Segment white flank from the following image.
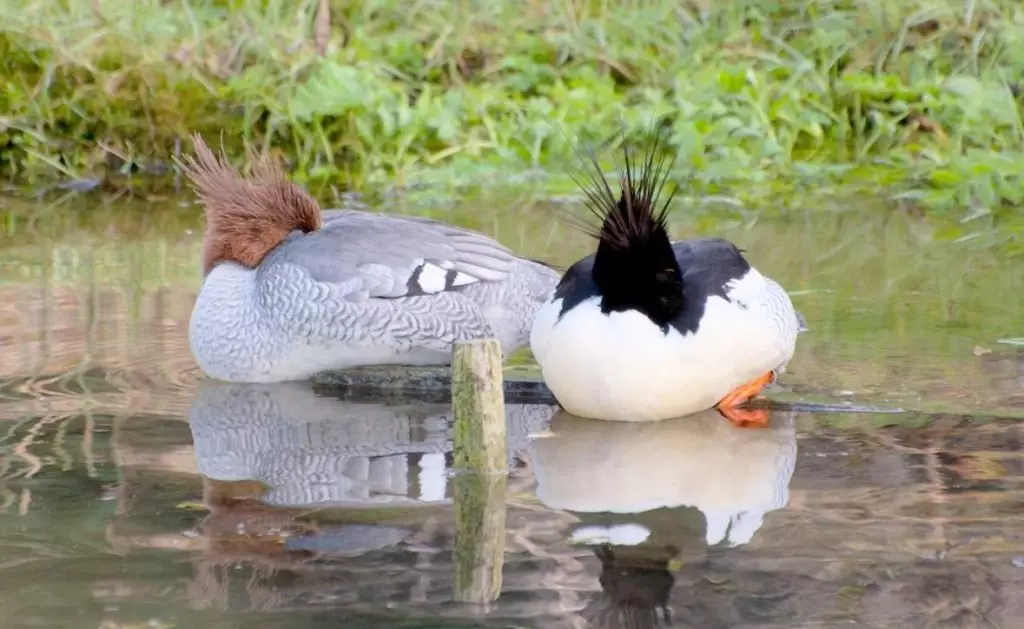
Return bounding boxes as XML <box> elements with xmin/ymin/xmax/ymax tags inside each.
<box><xmin>529</xmin><ymin>268</ymin><xmax>793</xmax><ymax>422</ymax></box>
<box><xmin>451</xmin><ymin>271</ymin><xmax>477</xmax><ymax>286</ymax></box>
<box><xmin>266</xmin><ymin>343</ymin><xmax>449</xmax><ymax>382</ymax></box>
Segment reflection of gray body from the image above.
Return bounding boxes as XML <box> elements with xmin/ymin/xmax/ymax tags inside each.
<box><xmin>188</xmin><ymin>380</ymin><xmax>556</xmax><ymax>507</ymax></box>
<box><xmin>189</xmin><ymin>210</ymin><xmax>559</xmax><ymax>382</ymax></box>
<box><xmin>528</xmin><ymin>409</ymin><xmax>798</xmax><ymax>548</ymax></box>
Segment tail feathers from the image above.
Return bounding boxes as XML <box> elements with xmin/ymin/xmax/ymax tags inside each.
<box><xmin>796</xmin><ymin>311</ymin><xmax>809</xmax><ymax>333</ymax></box>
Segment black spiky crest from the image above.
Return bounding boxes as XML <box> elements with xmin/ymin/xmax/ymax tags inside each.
<box><xmin>570</xmin><ymin>135</ymin><xmax>685</xmax><ymax>328</ymax></box>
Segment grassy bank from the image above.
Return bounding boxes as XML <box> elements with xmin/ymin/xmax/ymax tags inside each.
<box><xmin>2</xmin><ymin>0</ymin><xmax>1024</xmax><ymax>244</ymax></box>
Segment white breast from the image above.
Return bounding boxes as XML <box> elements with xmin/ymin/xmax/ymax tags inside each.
<box><xmin>529</xmin><ymin>270</ymin><xmax>791</xmax><ymax>422</ymax></box>
<box><xmin>264</xmin><ymin>343</ymin><xmax>449</xmax><ymax>382</ymax></box>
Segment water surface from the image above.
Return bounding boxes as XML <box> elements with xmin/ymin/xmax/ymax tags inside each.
<box><xmin>1</xmin><ymin>192</ymin><xmax>1023</xmax><ymax>628</ymax></box>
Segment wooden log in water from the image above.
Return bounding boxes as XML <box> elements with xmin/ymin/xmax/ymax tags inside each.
<box><xmin>314</xmin><ymin>365</ymin><xmax>888</xmax><ymax>415</ymax></box>
<box><xmin>312</xmin><ymin>363</ymin><xmax>556</xmax><ymax>405</ymax></box>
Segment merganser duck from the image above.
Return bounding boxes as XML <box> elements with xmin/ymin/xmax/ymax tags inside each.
<box><xmin>177</xmin><ymin>135</ymin><xmax>559</xmax><ymax>383</ymax></box>
<box><xmin>529</xmin><ymin>140</ymin><xmax>805</xmax><ymax>425</ymax></box>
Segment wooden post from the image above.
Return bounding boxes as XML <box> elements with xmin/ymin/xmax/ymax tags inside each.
<box><xmin>451</xmin><ymin>339</ymin><xmax>507</xmax><ymax>474</ymax></box>
<box><xmin>451</xmin><ymin>338</ymin><xmax>508</xmax><ymax>605</ymax></box>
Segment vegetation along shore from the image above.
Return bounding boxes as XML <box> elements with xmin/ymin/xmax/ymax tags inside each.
<box><xmin>2</xmin><ymin>0</ymin><xmax>1022</xmax><ymax>248</ymax></box>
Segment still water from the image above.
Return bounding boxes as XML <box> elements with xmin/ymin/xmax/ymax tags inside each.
<box><xmin>1</xmin><ymin>190</ymin><xmax>1023</xmax><ymax>628</ymax></box>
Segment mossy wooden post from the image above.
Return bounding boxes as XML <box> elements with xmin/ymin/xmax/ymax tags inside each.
<box><xmin>451</xmin><ymin>338</ymin><xmax>507</xmax><ymax>605</ymax></box>
<box><xmin>452</xmin><ymin>339</ymin><xmax>507</xmax><ymax>474</ymax></box>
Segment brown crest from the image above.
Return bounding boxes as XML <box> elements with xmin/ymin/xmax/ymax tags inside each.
<box><xmin>176</xmin><ymin>134</ymin><xmax>323</xmax><ymax>275</ymax></box>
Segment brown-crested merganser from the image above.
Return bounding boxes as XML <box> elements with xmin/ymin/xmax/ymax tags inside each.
<box><xmin>178</xmin><ymin>134</ymin><xmax>559</xmax><ymax>383</ymax></box>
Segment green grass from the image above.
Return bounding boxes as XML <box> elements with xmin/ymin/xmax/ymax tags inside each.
<box><xmin>2</xmin><ymin>0</ymin><xmax>1024</xmax><ymax>247</ymax></box>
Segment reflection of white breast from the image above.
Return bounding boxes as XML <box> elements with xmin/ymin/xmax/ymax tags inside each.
<box><xmin>528</xmin><ymin>409</ymin><xmax>797</xmax><ymax>547</ymax></box>
<box><xmin>188</xmin><ymin>380</ymin><xmax>556</xmax><ymax>507</ymax></box>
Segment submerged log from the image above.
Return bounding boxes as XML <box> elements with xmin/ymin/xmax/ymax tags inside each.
<box><xmin>314</xmin><ymin>364</ymin><xmax>902</xmax><ymax>416</ymax></box>
<box><xmin>313</xmin><ymin>363</ymin><xmax>556</xmax><ymax>404</ymax></box>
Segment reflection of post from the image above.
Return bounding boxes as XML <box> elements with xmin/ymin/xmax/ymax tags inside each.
<box><xmin>453</xmin><ymin>472</ymin><xmax>507</xmax><ymax>605</ymax></box>
<box><xmin>451</xmin><ymin>339</ymin><xmax>508</xmax><ymax>605</ymax></box>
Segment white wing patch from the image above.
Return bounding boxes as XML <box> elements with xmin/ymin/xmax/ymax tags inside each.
<box><xmin>405</xmin><ymin>259</ymin><xmax>483</xmax><ymax>296</ymax></box>
<box><xmin>277</xmin><ymin>211</ymin><xmax>516</xmax><ymax>299</ymax></box>
<box><xmin>451</xmin><ymin>272</ymin><xmax>477</xmax><ymax>287</ymax></box>
<box><xmin>416</xmin><ymin>263</ymin><xmax>450</xmax><ymax>293</ymax></box>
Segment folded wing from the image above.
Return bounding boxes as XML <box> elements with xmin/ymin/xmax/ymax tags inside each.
<box><xmin>269</xmin><ymin>210</ymin><xmax>518</xmax><ymax>299</ymax></box>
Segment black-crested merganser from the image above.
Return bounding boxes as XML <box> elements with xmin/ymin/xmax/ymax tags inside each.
<box><xmin>529</xmin><ymin>140</ymin><xmax>805</xmax><ymax>425</ymax></box>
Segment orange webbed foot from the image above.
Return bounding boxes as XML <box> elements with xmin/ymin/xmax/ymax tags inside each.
<box><xmin>715</xmin><ymin>371</ymin><xmax>775</xmax><ymax>428</ymax></box>
<box><xmin>717</xmin><ymin>406</ymin><xmax>771</xmax><ymax>428</ymax></box>
<box><xmin>717</xmin><ymin>371</ymin><xmax>775</xmax><ymax>408</ymax></box>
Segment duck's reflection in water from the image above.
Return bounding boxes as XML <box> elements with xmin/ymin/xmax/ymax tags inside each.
<box><xmin>184</xmin><ymin>379</ymin><xmax>557</xmax><ymax>611</ymax></box>
<box><xmin>188</xmin><ymin>379</ymin><xmax>554</xmax><ymax>509</ymax></box>
<box><xmin>528</xmin><ymin>408</ymin><xmax>798</xmax><ymax>628</ymax></box>
<box><xmin>581</xmin><ymin>543</ymin><xmax>676</xmax><ymax>628</ymax></box>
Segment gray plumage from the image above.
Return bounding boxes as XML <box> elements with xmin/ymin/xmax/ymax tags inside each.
<box><xmin>288</xmin><ymin>210</ymin><xmax>519</xmax><ymax>293</ymax></box>
<box><xmin>760</xmin><ymin>275</ymin><xmax>804</xmax><ymax>375</ymax></box>
<box><xmin>189</xmin><ymin>210</ymin><xmax>559</xmax><ymax>383</ymax></box>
